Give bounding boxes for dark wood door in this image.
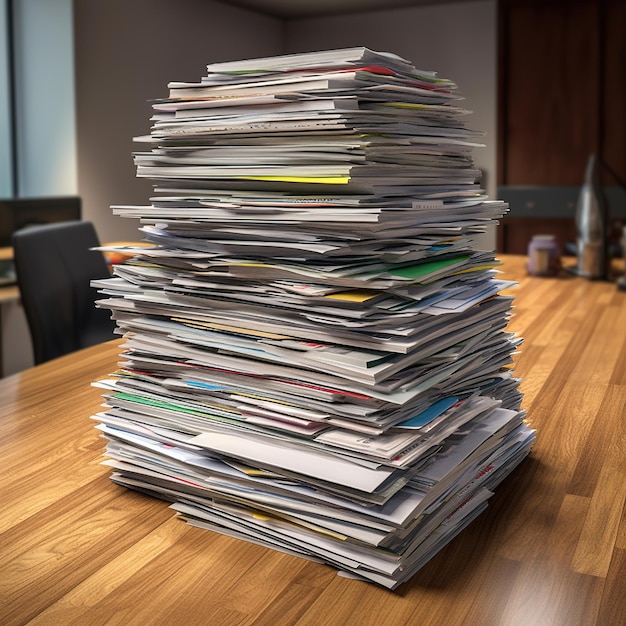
[498,0,601,186]
[497,0,626,254]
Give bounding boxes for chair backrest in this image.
[12,220,117,364]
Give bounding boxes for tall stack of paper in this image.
[92,48,535,589]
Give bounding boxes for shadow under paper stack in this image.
[91,47,535,590]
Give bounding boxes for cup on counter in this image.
[527,234,561,277]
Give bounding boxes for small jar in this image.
[618,226,626,291]
[527,234,561,277]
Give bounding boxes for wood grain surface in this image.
[1,255,625,625]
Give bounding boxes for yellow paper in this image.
[241,175,351,185]
[171,317,290,340]
[325,290,379,303]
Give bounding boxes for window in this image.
[0,0,76,198]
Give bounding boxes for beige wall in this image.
[285,0,498,249]
[74,0,284,244]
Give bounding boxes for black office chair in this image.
[12,220,117,364]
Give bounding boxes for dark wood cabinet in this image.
[497,0,626,254]
[602,0,626,181]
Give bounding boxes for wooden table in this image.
[1,255,625,625]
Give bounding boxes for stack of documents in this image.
[92,47,535,589]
